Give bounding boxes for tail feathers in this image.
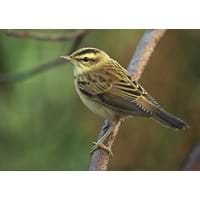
[152,107,189,130]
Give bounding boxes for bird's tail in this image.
[152,107,189,130]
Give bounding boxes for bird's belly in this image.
[82,95,115,119]
[75,83,115,120]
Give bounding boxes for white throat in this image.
[73,66,90,77]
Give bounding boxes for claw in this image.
[90,142,113,157]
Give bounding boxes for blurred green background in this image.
[0,30,199,170]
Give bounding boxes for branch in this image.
[128,29,166,81]
[89,29,167,171]
[2,29,89,42]
[182,143,200,171]
[0,30,89,83]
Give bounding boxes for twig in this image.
[128,29,166,81]
[182,143,200,171]
[2,29,89,42]
[89,120,122,170]
[89,29,167,171]
[0,30,89,83]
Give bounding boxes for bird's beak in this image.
[60,56,72,61]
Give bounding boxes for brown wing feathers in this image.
[77,64,156,116]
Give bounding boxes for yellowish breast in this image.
[74,79,116,120]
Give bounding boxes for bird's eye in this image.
[83,57,89,62]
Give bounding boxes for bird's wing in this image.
[77,62,155,116]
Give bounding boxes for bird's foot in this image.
[90,142,113,157]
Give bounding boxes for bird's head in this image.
[61,47,110,74]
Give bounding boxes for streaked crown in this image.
[68,47,110,69]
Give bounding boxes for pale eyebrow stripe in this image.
[74,48,100,57]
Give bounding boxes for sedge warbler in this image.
[61,47,189,156]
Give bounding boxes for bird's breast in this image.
[74,79,116,120]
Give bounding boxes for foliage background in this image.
[0,30,199,170]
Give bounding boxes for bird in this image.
[61,47,189,156]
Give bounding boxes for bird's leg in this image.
[90,120,116,157]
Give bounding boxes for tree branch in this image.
[2,29,89,42]
[182,143,200,171]
[0,30,89,83]
[128,29,166,81]
[89,29,167,171]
